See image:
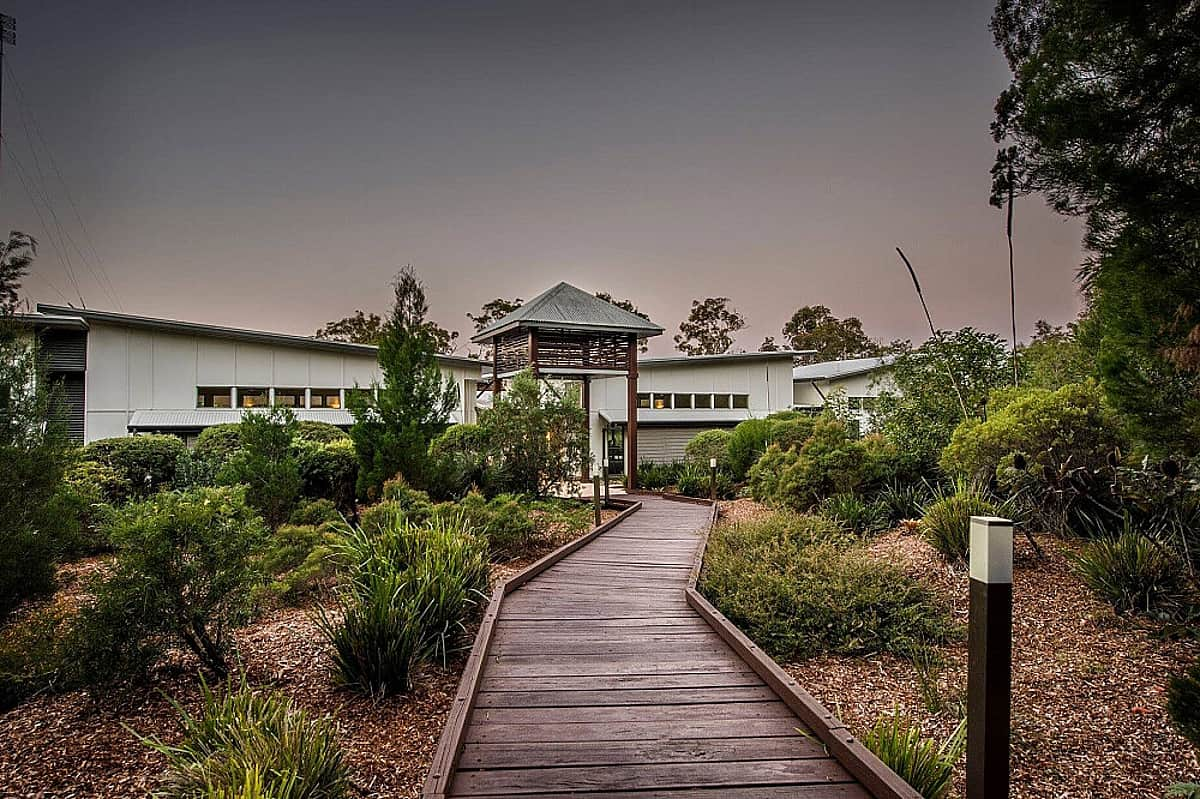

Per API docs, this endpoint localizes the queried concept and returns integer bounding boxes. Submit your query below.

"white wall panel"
[86,326,130,412]
[153,333,198,408]
[197,339,236,385]
[273,349,310,387]
[128,329,154,411]
[234,343,273,385]
[309,352,345,387]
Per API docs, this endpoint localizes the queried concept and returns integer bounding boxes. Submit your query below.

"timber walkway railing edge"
[683,497,923,799]
[421,497,643,799]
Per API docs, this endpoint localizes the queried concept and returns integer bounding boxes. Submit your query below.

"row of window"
[635,392,751,411]
[197,386,345,409]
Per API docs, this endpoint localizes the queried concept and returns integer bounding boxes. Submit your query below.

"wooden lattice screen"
[493,329,632,375]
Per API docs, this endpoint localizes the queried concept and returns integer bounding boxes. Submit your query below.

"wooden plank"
[463,716,805,744]
[454,787,872,799]
[470,700,795,726]
[450,758,855,796]
[458,735,825,768]
[478,671,765,692]
[473,685,779,708]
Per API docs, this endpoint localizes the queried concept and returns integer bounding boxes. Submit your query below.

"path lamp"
[592,468,603,527]
[967,516,1013,799]
[709,457,718,503]
[602,455,611,505]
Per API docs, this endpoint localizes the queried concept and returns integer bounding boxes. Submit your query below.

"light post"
[967,515,1013,799]
[709,457,718,503]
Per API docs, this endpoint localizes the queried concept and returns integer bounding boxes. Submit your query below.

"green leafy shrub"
[1168,658,1200,750]
[920,486,998,562]
[637,460,683,490]
[45,476,108,557]
[174,448,219,490]
[1071,528,1191,618]
[432,492,535,561]
[427,423,490,500]
[726,418,773,481]
[63,459,130,505]
[0,604,72,710]
[294,421,349,444]
[71,487,268,681]
[766,413,818,453]
[357,500,404,538]
[195,424,244,468]
[296,439,358,513]
[218,409,302,528]
[319,515,489,694]
[675,462,737,500]
[144,677,349,799]
[862,710,966,799]
[819,493,889,535]
[256,524,337,606]
[940,381,1123,483]
[381,475,434,514]
[700,513,952,660]
[82,434,186,496]
[289,499,342,527]
[684,429,732,466]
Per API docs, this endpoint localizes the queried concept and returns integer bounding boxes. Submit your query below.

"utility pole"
[0,13,15,183]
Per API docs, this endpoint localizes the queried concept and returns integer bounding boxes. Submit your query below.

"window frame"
[196,386,233,409]
[237,387,269,408]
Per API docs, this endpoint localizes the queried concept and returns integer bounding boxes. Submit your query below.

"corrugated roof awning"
[127,408,465,429]
[598,409,753,425]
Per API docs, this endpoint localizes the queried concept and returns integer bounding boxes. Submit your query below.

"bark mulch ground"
[718,499,1200,798]
[0,507,618,799]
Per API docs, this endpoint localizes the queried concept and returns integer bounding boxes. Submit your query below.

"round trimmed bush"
[726,418,773,482]
[684,429,732,466]
[82,434,187,495]
[63,460,131,506]
[195,424,244,467]
[294,420,350,444]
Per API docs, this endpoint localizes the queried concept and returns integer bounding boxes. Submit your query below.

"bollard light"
[709,458,718,502]
[967,516,1013,799]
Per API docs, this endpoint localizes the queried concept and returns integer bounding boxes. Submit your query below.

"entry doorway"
[605,425,625,476]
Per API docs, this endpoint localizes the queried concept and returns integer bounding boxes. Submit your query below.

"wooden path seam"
[423,494,920,799]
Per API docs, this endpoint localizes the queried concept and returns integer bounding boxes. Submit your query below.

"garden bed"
[719,499,1200,797]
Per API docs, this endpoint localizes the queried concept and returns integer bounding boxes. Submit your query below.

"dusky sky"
[1,0,1085,355]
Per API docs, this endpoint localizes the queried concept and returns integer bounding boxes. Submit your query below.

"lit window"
[652,394,669,410]
[274,388,305,408]
[673,393,692,409]
[239,387,269,408]
[694,393,712,409]
[636,393,651,409]
[713,394,731,409]
[311,389,341,409]
[732,394,750,409]
[197,387,232,408]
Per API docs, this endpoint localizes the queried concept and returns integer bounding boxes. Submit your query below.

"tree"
[990,0,1200,453]
[782,305,882,361]
[350,267,459,498]
[0,232,70,622]
[875,328,1013,470]
[759,336,780,352]
[1019,319,1095,390]
[217,407,302,528]
[596,292,652,353]
[478,370,587,496]
[317,309,460,354]
[674,297,745,356]
[467,297,523,359]
[315,311,385,345]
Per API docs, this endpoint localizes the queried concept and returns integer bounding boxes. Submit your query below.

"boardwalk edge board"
[683,498,923,799]
[422,498,643,799]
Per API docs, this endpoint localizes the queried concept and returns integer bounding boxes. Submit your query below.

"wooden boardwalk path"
[425,495,917,799]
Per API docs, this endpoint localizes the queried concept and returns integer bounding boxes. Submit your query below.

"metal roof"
[35,304,485,370]
[599,409,752,425]
[640,350,809,367]
[791,355,897,382]
[12,311,90,331]
[127,407,464,429]
[470,282,665,342]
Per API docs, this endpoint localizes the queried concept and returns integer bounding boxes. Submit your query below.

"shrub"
[684,430,732,466]
[0,604,72,711]
[63,459,130,505]
[256,524,337,606]
[194,424,244,467]
[637,460,683,490]
[45,476,108,558]
[427,423,490,500]
[920,486,998,562]
[0,443,70,621]
[726,418,773,482]
[294,421,349,444]
[433,492,535,561]
[382,474,434,512]
[319,515,489,694]
[862,710,966,799]
[700,513,952,660]
[296,439,358,513]
[876,480,935,525]
[1169,659,1200,751]
[144,677,349,799]
[1071,528,1191,618]
[940,381,1123,483]
[766,413,817,453]
[675,462,737,500]
[819,493,889,535]
[357,500,405,538]
[218,409,302,528]
[289,499,342,527]
[71,487,268,681]
[82,434,186,496]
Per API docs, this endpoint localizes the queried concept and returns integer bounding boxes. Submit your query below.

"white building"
[791,355,897,431]
[30,304,485,444]
[588,351,799,471]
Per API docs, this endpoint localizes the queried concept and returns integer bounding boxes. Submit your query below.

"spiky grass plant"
[919,482,998,562]
[862,708,966,799]
[819,493,890,535]
[1071,525,1191,618]
[142,677,348,799]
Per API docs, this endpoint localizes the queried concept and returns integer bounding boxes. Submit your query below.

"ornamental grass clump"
[1071,525,1191,619]
[919,483,998,562]
[862,709,965,799]
[143,677,349,799]
[819,493,890,535]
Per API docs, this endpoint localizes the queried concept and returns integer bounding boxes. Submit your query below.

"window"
[672,393,692,409]
[311,389,341,409]
[652,394,669,410]
[197,387,232,408]
[713,393,731,409]
[636,393,651,409]
[693,393,712,409]
[732,394,750,409]
[849,396,877,412]
[274,388,305,408]
[238,387,269,408]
